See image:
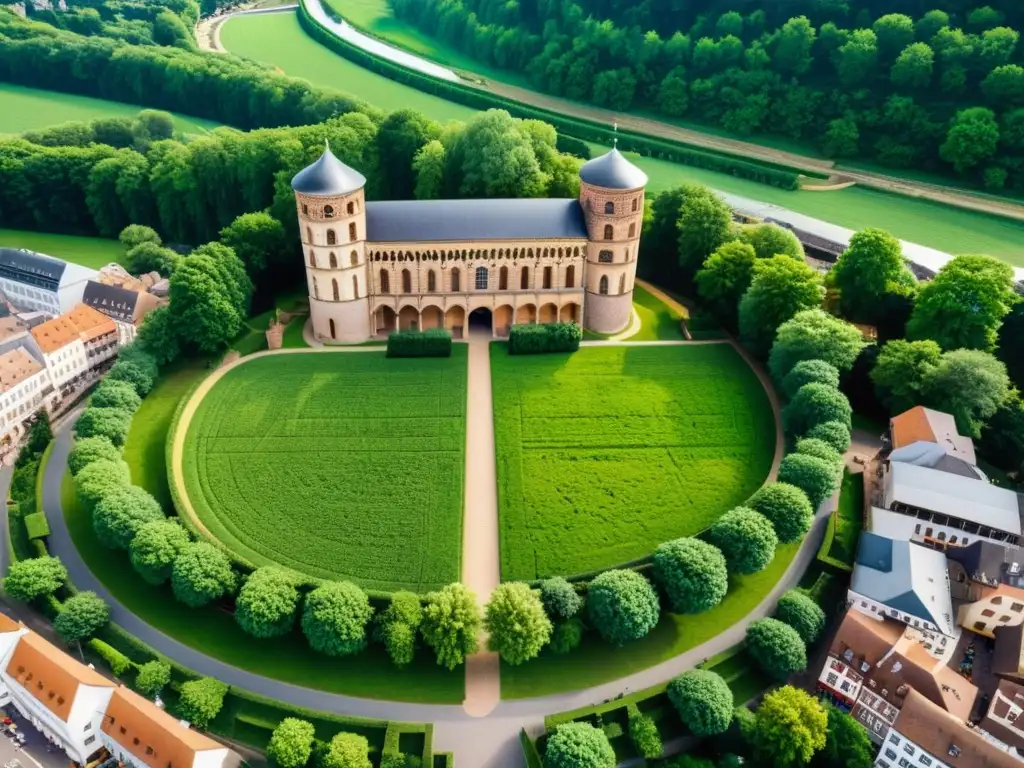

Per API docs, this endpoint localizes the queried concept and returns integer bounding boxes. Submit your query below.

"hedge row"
[386,328,452,357]
[297,1,805,189]
[508,322,582,354]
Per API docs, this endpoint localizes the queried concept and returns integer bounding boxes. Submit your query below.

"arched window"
[308,251,315,268]
[324,205,335,219]
[632,197,638,212]
[499,266,508,291]
[543,266,552,289]
[619,274,626,294]
[352,275,359,299]
[520,267,529,290]
[628,223,636,238]
[476,267,489,290]
[604,201,614,214]
[565,265,575,288]
[313,276,319,299]
[329,318,336,339]
[604,224,613,240]
[599,250,613,263]
[349,223,357,241]
[402,269,412,293]
[380,270,390,294]
[347,201,354,215]
[332,278,340,301]
[428,270,436,292]
[327,230,337,246]
[306,227,312,244]
[451,268,461,292]
[350,251,358,266]
[301,204,308,216]
[329,252,337,268]
[599,275,608,295]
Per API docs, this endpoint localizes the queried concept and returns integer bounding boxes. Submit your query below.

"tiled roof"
[0,613,22,633]
[291,146,366,197]
[64,303,117,342]
[103,687,221,768]
[890,406,977,464]
[30,302,117,353]
[980,680,1024,750]
[6,633,113,721]
[30,315,79,354]
[0,347,42,392]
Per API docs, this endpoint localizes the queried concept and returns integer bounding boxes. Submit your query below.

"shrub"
[783,383,852,437]
[796,437,843,467]
[653,537,728,613]
[93,485,165,550]
[549,618,584,655]
[745,618,808,680]
[74,406,133,447]
[386,328,452,358]
[774,590,826,644]
[379,591,423,629]
[778,453,841,509]
[90,378,143,413]
[301,581,374,657]
[267,718,316,768]
[74,458,132,510]
[745,482,814,544]
[177,677,228,729]
[543,722,615,768]
[3,555,67,601]
[55,591,109,643]
[586,569,660,646]
[539,577,583,620]
[236,567,301,639]
[780,360,840,400]
[420,583,480,669]
[627,703,662,759]
[768,310,865,383]
[806,420,852,454]
[68,436,122,476]
[130,519,190,585]
[708,507,778,575]
[323,732,371,768]
[485,582,552,665]
[23,512,50,539]
[171,542,237,608]
[134,660,171,699]
[667,669,734,736]
[382,622,416,667]
[87,638,135,677]
[378,591,423,667]
[508,322,581,354]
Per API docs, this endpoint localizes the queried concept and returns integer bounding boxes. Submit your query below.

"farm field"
[0,228,125,269]
[0,84,220,135]
[181,349,466,592]
[492,343,777,581]
[220,13,1024,262]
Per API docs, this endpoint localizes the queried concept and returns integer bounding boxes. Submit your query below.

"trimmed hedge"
[508,323,582,354]
[23,512,50,540]
[519,729,543,768]
[556,134,592,160]
[386,328,452,358]
[87,637,135,677]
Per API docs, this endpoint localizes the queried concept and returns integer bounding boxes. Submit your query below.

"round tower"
[292,143,370,343]
[578,148,648,334]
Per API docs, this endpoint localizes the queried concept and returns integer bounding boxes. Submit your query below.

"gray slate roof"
[83,280,139,324]
[0,248,67,287]
[291,146,367,197]
[579,148,648,190]
[365,199,588,243]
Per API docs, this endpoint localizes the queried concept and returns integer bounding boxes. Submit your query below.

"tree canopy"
[745,482,814,544]
[4,556,67,601]
[543,722,615,768]
[130,519,191,586]
[420,583,480,670]
[267,719,316,768]
[749,686,828,767]
[301,581,374,657]
[586,570,661,646]
[235,567,301,639]
[177,677,227,730]
[667,670,734,736]
[171,542,237,608]
[774,590,826,644]
[539,577,583,621]
[54,591,109,643]
[746,618,808,680]
[708,507,778,574]
[653,537,728,613]
[484,582,552,665]
[739,256,824,357]
[92,484,165,550]
[768,310,866,384]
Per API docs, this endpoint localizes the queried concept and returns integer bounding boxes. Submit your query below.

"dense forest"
[14,0,198,48]
[389,0,1024,189]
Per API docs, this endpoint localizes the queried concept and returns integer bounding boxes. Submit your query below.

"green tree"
[380,591,423,629]
[484,582,552,665]
[653,537,728,613]
[549,618,584,655]
[130,519,190,585]
[3,556,67,601]
[778,453,840,509]
[68,436,122,476]
[134,660,171,700]
[677,184,733,274]
[91,379,142,413]
[782,360,840,400]
[235,567,301,639]
[382,622,416,668]
[768,309,865,383]
[822,116,859,158]
[783,383,852,436]
[708,507,777,575]
[941,108,1000,174]
[836,29,879,87]
[695,240,757,325]
[749,686,827,766]
[739,256,824,357]
[807,421,852,454]
[220,211,290,275]
[191,242,252,317]
[412,140,445,200]
[921,349,1010,437]
[55,591,109,644]
[171,542,237,608]
[168,255,244,353]
[119,224,161,249]
[301,581,373,657]
[873,14,914,59]
[136,306,181,366]
[871,339,942,413]
[891,42,934,89]
[746,619,808,681]
[982,65,1024,107]
[153,10,193,48]
[830,228,915,324]
[657,67,689,115]
[177,677,227,729]
[93,484,165,550]
[539,577,583,620]
[107,359,155,397]
[739,223,804,261]
[626,703,662,760]
[24,414,52,457]
[907,254,1018,352]
[667,669,733,736]
[586,570,660,646]
[376,109,441,199]
[74,406,133,447]
[813,704,874,768]
[452,110,548,198]
[772,16,816,76]
[267,718,316,768]
[74,459,132,511]
[323,733,371,768]
[125,242,181,276]
[774,590,825,644]
[544,722,615,768]
[797,437,842,467]
[746,482,814,544]
[915,10,949,42]
[420,583,480,670]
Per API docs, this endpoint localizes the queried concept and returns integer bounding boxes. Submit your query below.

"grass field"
[181,349,466,592]
[0,228,125,269]
[492,344,777,581]
[0,84,220,135]
[61,469,463,703]
[629,284,687,341]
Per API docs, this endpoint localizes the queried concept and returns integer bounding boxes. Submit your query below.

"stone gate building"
[291,143,648,342]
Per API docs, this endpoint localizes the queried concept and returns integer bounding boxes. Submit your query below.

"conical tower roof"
[579,147,648,190]
[291,143,367,197]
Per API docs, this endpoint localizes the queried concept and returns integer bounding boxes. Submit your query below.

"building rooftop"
[0,316,28,344]
[6,632,113,722]
[852,532,956,636]
[0,613,22,634]
[291,145,366,197]
[947,541,1024,589]
[30,302,118,353]
[890,441,986,480]
[0,248,67,285]
[894,688,1020,767]
[0,347,43,392]
[874,633,978,723]
[64,302,118,342]
[103,686,223,768]
[365,198,588,243]
[29,315,79,354]
[980,679,1024,752]
[83,281,140,324]
[891,406,977,465]
[887,461,1022,536]
[994,624,1024,680]
[579,148,648,190]
[831,609,906,670]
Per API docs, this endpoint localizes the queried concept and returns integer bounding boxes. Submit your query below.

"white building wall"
[0,367,53,444]
[2,679,112,763]
[875,728,949,768]
[870,507,985,548]
[43,339,88,391]
[0,629,28,707]
[0,280,59,315]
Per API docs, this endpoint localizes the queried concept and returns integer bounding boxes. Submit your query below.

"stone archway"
[516,303,537,324]
[398,305,419,331]
[539,303,558,324]
[445,306,466,339]
[375,306,397,335]
[421,305,443,330]
[468,307,493,336]
[494,305,513,337]
[560,303,580,323]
